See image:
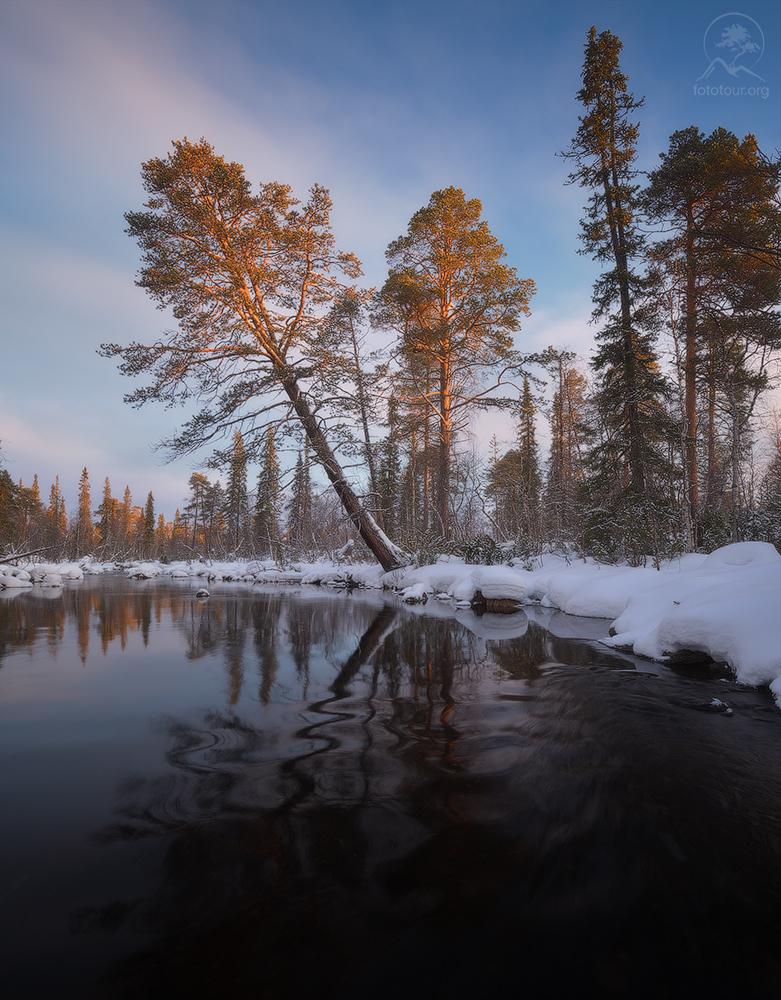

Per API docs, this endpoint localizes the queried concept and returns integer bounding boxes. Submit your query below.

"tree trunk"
[349,327,381,526]
[437,360,452,540]
[684,204,699,545]
[280,375,406,572]
[730,391,741,542]
[706,337,718,506]
[601,159,645,495]
[422,410,430,534]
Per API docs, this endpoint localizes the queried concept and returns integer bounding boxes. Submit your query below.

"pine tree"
[105,138,405,571]
[184,473,211,549]
[254,427,281,557]
[645,128,781,544]
[564,27,673,498]
[76,467,94,554]
[380,186,535,539]
[225,431,249,552]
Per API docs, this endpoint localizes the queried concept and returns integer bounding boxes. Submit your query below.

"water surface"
[1,577,780,999]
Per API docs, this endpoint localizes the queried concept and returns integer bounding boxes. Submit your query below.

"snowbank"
[388,543,781,697]
[119,558,386,590]
[604,543,781,689]
[389,563,529,605]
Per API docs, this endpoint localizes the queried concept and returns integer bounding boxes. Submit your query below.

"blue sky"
[1,0,779,513]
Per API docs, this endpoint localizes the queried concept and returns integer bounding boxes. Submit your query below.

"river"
[1,577,780,998]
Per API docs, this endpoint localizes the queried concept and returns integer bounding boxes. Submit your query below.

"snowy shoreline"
[2,542,779,701]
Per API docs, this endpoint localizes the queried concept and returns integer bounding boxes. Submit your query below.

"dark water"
[1,578,780,999]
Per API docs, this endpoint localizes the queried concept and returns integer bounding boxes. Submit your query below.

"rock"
[195,588,210,599]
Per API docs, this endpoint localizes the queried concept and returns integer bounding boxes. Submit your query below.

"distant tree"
[253,428,282,557]
[102,139,405,570]
[0,448,18,547]
[379,186,535,539]
[184,473,211,550]
[171,508,187,554]
[143,492,155,556]
[487,448,523,541]
[115,485,132,549]
[754,417,781,550]
[287,449,314,552]
[98,477,114,548]
[46,476,67,550]
[76,467,94,554]
[225,431,249,552]
[155,512,168,555]
[517,375,542,540]
[543,353,588,542]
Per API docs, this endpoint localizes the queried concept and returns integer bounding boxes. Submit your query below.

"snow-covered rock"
[389,563,528,605]
[0,573,33,589]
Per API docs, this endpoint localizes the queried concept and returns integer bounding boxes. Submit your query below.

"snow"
[1,542,778,700]
[0,573,33,589]
[390,563,529,604]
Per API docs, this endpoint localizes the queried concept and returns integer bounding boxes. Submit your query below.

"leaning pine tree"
[101,139,407,570]
[563,29,674,512]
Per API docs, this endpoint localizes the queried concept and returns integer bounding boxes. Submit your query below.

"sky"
[1,0,779,514]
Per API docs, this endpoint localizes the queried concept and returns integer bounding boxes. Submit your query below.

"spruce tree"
[117,485,132,548]
[76,467,94,554]
[0,450,18,548]
[564,27,673,499]
[254,427,281,557]
[288,449,314,552]
[47,476,66,549]
[225,431,249,552]
[518,376,542,540]
[144,492,155,556]
[98,477,113,548]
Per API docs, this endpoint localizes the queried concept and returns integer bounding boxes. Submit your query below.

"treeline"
[0,431,353,561]
[2,27,780,566]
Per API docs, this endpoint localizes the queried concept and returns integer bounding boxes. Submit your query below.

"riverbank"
[2,541,779,700]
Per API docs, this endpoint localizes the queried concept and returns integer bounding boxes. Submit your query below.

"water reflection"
[2,581,781,999]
